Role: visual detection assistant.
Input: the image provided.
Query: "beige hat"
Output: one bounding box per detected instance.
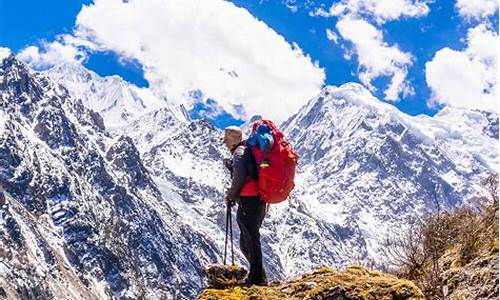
[223,126,243,146]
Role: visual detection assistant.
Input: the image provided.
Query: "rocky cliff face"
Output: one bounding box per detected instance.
[441,252,498,299]
[0,56,220,299]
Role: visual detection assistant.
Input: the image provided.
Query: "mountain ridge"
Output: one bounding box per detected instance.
[0,56,497,299]
[0,56,222,299]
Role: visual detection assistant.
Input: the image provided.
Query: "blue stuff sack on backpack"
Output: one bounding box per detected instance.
[247,124,274,152]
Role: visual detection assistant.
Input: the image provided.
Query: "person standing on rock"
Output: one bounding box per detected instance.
[222,126,267,286]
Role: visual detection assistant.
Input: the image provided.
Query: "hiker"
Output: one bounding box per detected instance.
[222,126,267,286]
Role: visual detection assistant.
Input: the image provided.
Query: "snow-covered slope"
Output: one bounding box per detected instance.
[424,106,498,173]
[2,56,497,299]
[0,56,222,299]
[276,83,498,271]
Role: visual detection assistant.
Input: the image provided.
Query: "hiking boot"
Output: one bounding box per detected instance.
[255,280,268,286]
[244,277,267,286]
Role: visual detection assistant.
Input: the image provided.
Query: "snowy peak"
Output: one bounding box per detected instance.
[412,107,498,173]
[319,83,396,112]
[48,62,97,83]
[283,83,398,135]
[283,84,403,164]
[275,82,497,272]
[0,57,105,136]
[46,63,146,126]
[285,83,498,171]
[45,62,187,129]
[433,106,499,139]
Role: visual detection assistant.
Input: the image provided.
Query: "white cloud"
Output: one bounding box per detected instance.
[17,38,86,69]
[309,8,331,17]
[425,25,498,112]
[334,17,414,101]
[456,0,498,20]
[312,0,431,23]
[314,0,424,100]
[0,47,11,62]
[326,29,339,44]
[72,0,325,123]
[286,4,299,13]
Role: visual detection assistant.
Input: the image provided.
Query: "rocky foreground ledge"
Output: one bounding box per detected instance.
[197,265,424,300]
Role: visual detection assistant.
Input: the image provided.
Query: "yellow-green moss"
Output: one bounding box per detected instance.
[199,286,245,300]
[197,265,425,300]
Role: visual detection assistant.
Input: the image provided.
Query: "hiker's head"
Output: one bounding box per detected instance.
[223,126,242,150]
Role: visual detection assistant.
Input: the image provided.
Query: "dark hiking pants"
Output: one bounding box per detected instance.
[236,196,267,284]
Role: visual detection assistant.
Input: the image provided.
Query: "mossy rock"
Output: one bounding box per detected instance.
[204,264,248,289]
[198,265,424,300]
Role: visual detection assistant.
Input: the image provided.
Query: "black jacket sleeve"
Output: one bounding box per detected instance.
[228,145,247,200]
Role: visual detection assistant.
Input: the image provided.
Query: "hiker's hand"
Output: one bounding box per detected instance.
[225,190,234,207]
[223,158,233,171]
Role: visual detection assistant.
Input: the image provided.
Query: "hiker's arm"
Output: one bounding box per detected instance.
[228,146,247,201]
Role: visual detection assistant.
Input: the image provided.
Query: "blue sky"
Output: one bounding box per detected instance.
[0,0,497,127]
[0,1,149,87]
[232,0,466,116]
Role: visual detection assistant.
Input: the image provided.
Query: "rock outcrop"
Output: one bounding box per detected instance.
[438,203,499,299]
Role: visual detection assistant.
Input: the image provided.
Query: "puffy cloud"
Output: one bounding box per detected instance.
[0,47,11,61]
[73,0,325,123]
[311,0,431,23]
[333,17,414,101]
[17,38,86,69]
[455,0,498,20]
[425,25,498,111]
[313,0,423,101]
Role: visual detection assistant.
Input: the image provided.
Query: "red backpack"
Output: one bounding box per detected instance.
[248,120,298,204]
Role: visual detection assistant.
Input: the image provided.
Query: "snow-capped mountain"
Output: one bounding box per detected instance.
[275,84,497,272]
[113,73,497,278]
[45,63,189,129]
[1,56,497,299]
[0,56,222,299]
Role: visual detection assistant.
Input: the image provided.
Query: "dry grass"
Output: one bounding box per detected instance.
[198,265,424,300]
[384,175,499,299]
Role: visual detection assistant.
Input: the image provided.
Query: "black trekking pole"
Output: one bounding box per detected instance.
[223,201,229,265]
[223,199,235,266]
[229,203,234,265]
